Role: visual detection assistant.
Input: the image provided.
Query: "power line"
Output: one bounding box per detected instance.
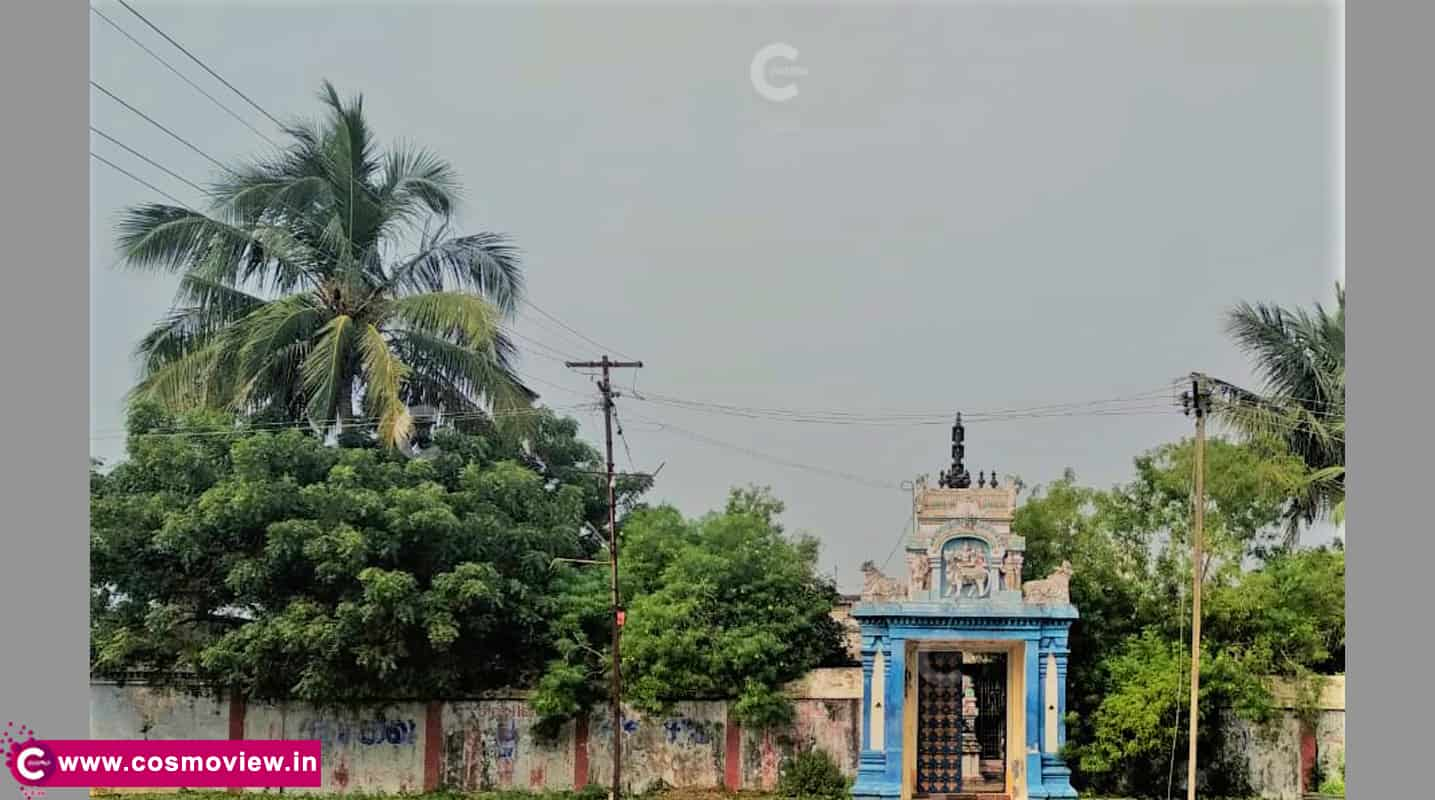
[635,397,1178,427]
[626,383,1182,426]
[625,386,1184,428]
[90,6,278,146]
[520,299,636,362]
[90,151,193,209]
[627,411,903,492]
[880,512,913,572]
[90,80,233,175]
[91,126,207,195]
[114,0,286,129]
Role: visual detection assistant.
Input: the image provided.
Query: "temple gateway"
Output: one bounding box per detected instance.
[851,416,1078,800]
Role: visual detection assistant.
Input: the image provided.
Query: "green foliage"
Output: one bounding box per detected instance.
[1317,751,1345,796]
[116,81,533,447]
[1218,284,1345,542]
[533,485,849,730]
[776,748,850,800]
[1015,437,1343,798]
[91,402,646,702]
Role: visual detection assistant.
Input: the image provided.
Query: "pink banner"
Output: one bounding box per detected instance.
[6,740,323,788]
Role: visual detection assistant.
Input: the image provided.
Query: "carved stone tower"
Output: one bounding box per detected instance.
[852,418,1078,800]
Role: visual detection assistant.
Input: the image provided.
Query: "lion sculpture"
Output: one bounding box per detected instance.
[860,560,906,602]
[1022,560,1073,605]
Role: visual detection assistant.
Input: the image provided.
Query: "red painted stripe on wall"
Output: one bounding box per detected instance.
[227,691,245,740]
[227,691,246,794]
[424,701,443,791]
[575,713,590,788]
[1300,722,1317,793]
[724,715,742,791]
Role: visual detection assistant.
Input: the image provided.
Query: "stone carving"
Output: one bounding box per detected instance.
[860,560,906,602]
[907,552,931,592]
[1001,551,1024,591]
[945,544,990,598]
[1022,560,1073,605]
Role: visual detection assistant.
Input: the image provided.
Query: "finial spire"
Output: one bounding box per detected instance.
[939,412,972,488]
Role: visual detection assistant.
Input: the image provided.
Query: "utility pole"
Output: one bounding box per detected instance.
[565,356,643,800]
[1181,373,1211,800]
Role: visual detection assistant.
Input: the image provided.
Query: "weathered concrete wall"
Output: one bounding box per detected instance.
[587,702,727,793]
[90,670,1340,798]
[90,683,229,741]
[1224,676,1346,800]
[443,697,575,792]
[737,699,861,792]
[245,700,428,794]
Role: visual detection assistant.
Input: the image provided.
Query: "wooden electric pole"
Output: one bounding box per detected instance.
[565,356,643,800]
[1182,373,1210,800]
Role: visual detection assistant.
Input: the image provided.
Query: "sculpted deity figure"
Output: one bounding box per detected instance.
[907,552,931,592]
[945,543,990,598]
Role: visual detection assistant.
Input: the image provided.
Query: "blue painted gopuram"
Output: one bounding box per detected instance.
[851,417,1078,800]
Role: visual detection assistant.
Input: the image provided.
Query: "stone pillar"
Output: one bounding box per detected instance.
[855,635,889,800]
[1038,633,1077,799]
[881,637,905,793]
[1040,637,1055,753]
[1024,637,1043,796]
[861,641,876,751]
[1054,639,1071,748]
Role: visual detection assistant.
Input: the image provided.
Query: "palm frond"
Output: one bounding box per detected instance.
[380,142,460,222]
[300,315,357,424]
[1218,284,1345,542]
[386,233,523,314]
[389,330,537,414]
[129,341,228,411]
[358,323,413,447]
[386,292,502,347]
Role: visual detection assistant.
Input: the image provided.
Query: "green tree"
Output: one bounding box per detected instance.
[1015,437,1329,797]
[1218,284,1345,542]
[532,486,849,729]
[116,81,532,447]
[90,402,648,701]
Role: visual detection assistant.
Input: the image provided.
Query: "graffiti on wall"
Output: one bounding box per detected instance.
[300,718,418,747]
[662,717,713,746]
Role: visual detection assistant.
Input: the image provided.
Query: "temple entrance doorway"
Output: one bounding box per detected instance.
[912,647,1012,800]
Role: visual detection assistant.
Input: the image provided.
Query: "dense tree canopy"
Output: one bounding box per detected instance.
[90,402,649,701]
[1015,438,1344,797]
[531,486,850,729]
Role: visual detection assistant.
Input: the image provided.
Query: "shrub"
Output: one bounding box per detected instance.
[777,748,850,800]
[1317,751,1345,796]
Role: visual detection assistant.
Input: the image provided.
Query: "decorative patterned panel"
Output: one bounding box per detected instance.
[916,653,964,794]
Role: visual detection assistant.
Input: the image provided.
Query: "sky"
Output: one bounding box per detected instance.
[89,1,1341,592]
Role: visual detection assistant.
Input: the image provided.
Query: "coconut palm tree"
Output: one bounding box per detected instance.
[116,82,534,446]
[1215,283,1345,545]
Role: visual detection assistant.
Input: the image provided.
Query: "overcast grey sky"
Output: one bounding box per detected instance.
[89,1,1340,591]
